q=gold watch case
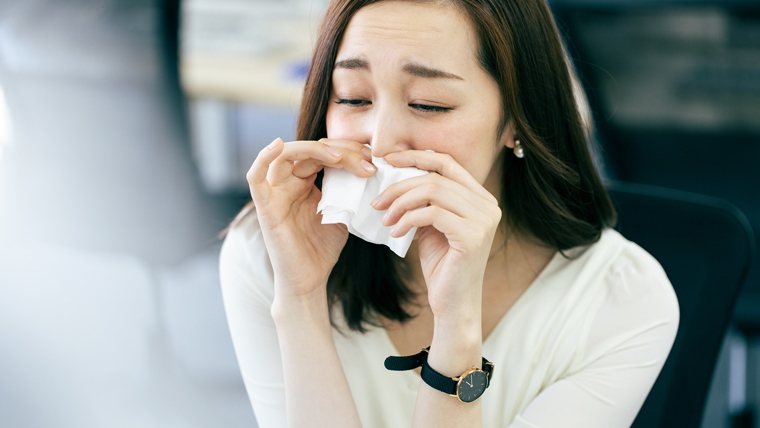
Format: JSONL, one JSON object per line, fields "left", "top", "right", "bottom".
{"left": 419, "top": 347, "right": 494, "bottom": 403}
{"left": 452, "top": 366, "right": 490, "bottom": 403}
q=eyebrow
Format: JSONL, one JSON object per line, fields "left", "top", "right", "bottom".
{"left": 334, "top": 57, "right": 464, "bottom": 81}
{"left": 402, "top": 63, "right": 464, "bottom": 80}
{"left": 335, "top": 58, "right": 370, "bottom": 71}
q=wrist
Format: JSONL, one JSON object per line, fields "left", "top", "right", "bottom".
{"left": 431, "top": 317, "right": 482, "bottom": 355}
{"left": 428, "top": 315, "right": 483, "bottom": 378}
{"left": 428, "top": 276, "right": 484, "bottom": 320}
{"left": 271, "top": 285, "right": 330, "bottom": 327}
{"left": 433, "top": 302, "right": 481, "bottom": 333}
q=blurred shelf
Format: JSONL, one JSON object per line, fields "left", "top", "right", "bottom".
{"left": 181, "top": 52, "right": 307, "bottom": 107}
{"left": 179, "top": 0, "right": 328, "bottom": 193}
{"left": 180, "top": 0, "right": 325, "bottom": 105}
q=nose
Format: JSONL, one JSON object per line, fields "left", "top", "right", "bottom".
{"left": 368, "top": 102, "right": 409, "bottom": 159}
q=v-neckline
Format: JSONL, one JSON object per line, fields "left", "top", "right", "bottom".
{"left": 379, "top": 249, "right": 564, "bottom": 377}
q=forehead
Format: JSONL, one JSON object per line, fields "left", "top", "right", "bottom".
{"left": 337, "top": 1, "right": 479, "bottom": 72}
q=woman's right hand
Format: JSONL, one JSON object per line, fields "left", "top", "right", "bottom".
{"left": 246, "top": 138, "right": 376, "bottom": 298}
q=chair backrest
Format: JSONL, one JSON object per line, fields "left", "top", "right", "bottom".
{"left": 607, "top": 181, "right": 755, "bottom": 428}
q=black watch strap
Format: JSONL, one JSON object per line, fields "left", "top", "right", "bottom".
{"left": 384, "top": 347, "right": 494, "bottom": 396}
{"left": 384, "top": 347, "right": 428, "bottom": 371}
{"left": 420, "top": 358, "right": 458, "bottom": 395}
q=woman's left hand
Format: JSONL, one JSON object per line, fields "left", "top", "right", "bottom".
{"left": 371, "top": 150, "right": 503, "bottom": 319}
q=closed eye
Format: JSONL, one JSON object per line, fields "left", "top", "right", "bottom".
{"left": 410, "top": 103, "right": 452, "bottom": 113}
{"left": 335, "top": 99, "right": 371, "bottom": 107}
{"left": 334, "top": 99, "right": 452, "bottom": 113}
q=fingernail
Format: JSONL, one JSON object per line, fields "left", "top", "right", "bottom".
{"left": 371, "top": 195, "right": 381, "bottom": 208}
{"left": 326, "top": 147, "right": 342, "bottom": 157}
{"left": 390, "top": 224, "right": 399, "bottom": 236}
{"left": 267, "top": 138, "right": 281, "bottom": 150}
{"left": 362, "top": 147, "right": 372, "bottom": 159}
{"left": 361, "top": 160, "right": 376, "bottom": 172}
{"left": 382, "top": 210, "right": 391, "bottom": 224}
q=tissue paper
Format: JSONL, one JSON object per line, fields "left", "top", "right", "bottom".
{"left": 317, "top": 154, "right": 429, "bottom": 257}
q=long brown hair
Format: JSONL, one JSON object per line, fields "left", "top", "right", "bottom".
{"left": 225, "top": 0, "right": 616, "bottom": 333}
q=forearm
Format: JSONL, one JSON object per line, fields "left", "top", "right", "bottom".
{"left": 412, "top": 310, "right": 484, "bottom": 428}
{"left": 272, "top": 288, "right": 363, "bottom": 428}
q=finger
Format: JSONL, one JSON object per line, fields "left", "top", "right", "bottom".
{"left": 291, "top": 149, "right": 376, "bottom": 178}
{"left": 315, "top": 139, "right": 375, "bottom": 175}
{"left": 246, "top": 137, "right": 285, "bottom": 204}
{"left": 384, "top": 151, "right": 497, "bottom": 205}
{"left": 390, "top": 205, "right": 473, "bottom": 245}
{"left": 318, "top": 138, "right": 373, "bottom": 160}
{"left": 270, "top": 140, "right": 375, "bottom": 184}
{"left": 373, "top": 173, "right": 493, "bottom": 217}
{"left": 391, "top": 206, "right": 491, "bottom": 255}
{"left": 268, "top": 140, "right": 341, "bottom": 184}
{"left": 380, "top": 181, "right": 484, "bottom": 227}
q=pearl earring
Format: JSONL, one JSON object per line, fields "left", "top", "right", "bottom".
{"left": 514, "top": 140, "right": 525, "bottom": 159}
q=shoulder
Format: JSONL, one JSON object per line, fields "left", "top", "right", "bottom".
{"left": 597, "top": 229, "right": 679, "bottom": 321}
{"left": 220, "top": 209, "right": 266, "bottom": 268}
{"left": 504, "top": 231, "right": 681, "bottom": 428}
{"left": 550, "top": 228, "right": 678, "bottom": 311}
{"left": 575, "top": 228, "right": 680, "bottom": 364}
{"left": 219, "top": 209, "right": 275, "bottom": 305}
{"left": 564, "top": 229, "right": 678, "bottom": 305}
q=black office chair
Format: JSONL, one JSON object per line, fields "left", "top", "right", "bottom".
{"left": 606, "top": 181, "right": 755, "bottom": 428}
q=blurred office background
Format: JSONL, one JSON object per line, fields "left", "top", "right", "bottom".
{"left": 0, "top": 0, "right": 757, "bottom": 427}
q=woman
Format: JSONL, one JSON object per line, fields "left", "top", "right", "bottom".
{"left": 220, "top": 0, "right": 680, "bottom": 427}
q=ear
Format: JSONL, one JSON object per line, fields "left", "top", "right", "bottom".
{"left": 500, "top": 119, "right": 517, "bottom": 150}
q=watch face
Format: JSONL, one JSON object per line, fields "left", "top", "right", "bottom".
{"left": 457, "top": 370, "right": 488, "bottom": 403}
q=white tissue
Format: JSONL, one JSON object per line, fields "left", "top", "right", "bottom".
{"left": 317, "top": 154, "right": 429, "bottom": 257}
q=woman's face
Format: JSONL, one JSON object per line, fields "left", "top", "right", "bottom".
{"left": 325, "top": 0, "right": 512, "bottom": 187}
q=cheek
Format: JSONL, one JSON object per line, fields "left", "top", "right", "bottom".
{"left": 413, "top": 124, "right": 465, "bottom": 156}
{"left": 325, "top": 107, "right": 339, "bottom": 138}
{"left": 325, "top": 107, "right": 361, "bottom": 140}
{"left": 411, "top": 118, "right": 500, "bottom": 182}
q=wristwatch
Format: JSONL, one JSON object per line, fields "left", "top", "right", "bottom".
{"left": 384, "top": 346, "right": 495, "bottom": 403}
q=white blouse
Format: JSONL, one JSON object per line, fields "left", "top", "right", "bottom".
{"left": 219, "top": 212, "right": 679, "bottom": 428}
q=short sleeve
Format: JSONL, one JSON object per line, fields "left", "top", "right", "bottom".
{"left": 219, "top": 213, "right": 286, "bottom": 427}
{"left": 508, "top": 242, "right": 680, "bottom": 428}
